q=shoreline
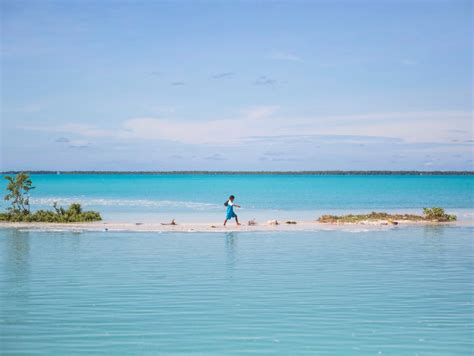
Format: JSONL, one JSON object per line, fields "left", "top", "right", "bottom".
{"left": 1, "top": 220, "right": 471, "bottom": 233}
{"left": 2, "top": 170, "right": 473, "bottom": 176}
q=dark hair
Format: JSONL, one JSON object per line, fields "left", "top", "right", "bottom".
{"left": 224, "top": 195, "right": 235, "bottom": 206}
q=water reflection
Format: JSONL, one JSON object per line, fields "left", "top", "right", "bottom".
{"left": 1, "top": 229, "right": 32, "bottom": 333}
{"left": 3, "top": 229, "right": 31, "bottom": 279}
{"left": 0, "top": 228, "right": 472, "bottom": 354}
{"left": 422, "top": 224, "right": 447, "bottom": 239}
{"left": 420, "top": 225, "right": 450, "bottom": 259}
{"left": 225, "top": 232, "right": 237, "bottom": 274}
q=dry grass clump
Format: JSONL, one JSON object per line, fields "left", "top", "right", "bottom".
{"left": 318, "top": 208, "right": 456, "bottom": 224}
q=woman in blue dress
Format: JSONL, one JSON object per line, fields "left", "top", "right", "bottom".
{"left": 224, "top": 195, "right": 241, "bottom": 226}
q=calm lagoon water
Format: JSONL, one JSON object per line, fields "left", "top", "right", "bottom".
{"left": 1, "top": 174, "right": 473, "bottom": 353}
{"left": 1, "top": 226, "right": 473, "bottom": 354}
{"left": 0, "top": 174, "right": 472, "bottom": 222}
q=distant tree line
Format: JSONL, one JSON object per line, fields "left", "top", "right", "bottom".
{"left": 1, "top": 170, "right": 473, "bottom": 175}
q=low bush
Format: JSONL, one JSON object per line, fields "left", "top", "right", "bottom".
{"left": 0, "top": 203, "right": 102, "bottom": 223}
{"left": 318, "top": 207, "right": 456, "bottom": 223}
{"left": 422, "top": 207, "right": 457, "bottom": 222}
{"left": 1, "top": 173, "right": 101, "bottom": 223}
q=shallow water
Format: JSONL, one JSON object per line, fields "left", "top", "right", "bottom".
{"left": 0, "top": 174, "right": 472, "bottom": 222}
{"left": 1, "top": 226, "right": 472, "bottom": 354}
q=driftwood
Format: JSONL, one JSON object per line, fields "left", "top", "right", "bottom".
{"left": 248, "top": 219, "right": 257, "bottom": 226}
{"left": 161, "top": 219, "right": 177, "bottom": 226}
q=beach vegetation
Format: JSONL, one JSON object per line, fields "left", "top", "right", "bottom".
{"left": 1, "top": 173, "right": 101, "bottom": 223}
{"left": 318, "top": 208, "right": 456, "bottom": 224}
{"left": 4, "top": 172, "right": 34, "bottom": 213}
{"left": 0, "top": 203, "right": 102, "bottom": 223}
{"left": 422, "top": 207, "right": 457, "bottom": 221}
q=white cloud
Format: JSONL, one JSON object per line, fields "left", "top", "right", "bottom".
{"left": 25, "top": 123, "right": 110, "bottom": 138}
{"left": 243, "top": 106, "right": 279, "bottom": 120}
{"left": 20, "top": 109, "right": 473, "bottom": 146}
{"left": 269, "top": 51, "right": 302, "bottom": 62}
{"left": 400, "top": 59, "right": 417, "bottom": 66}
{"left": 61, "top": 123, "right": 110, "bottom": 137}
{"left": 68, "top": 139, "right": 89, "bottom": 148}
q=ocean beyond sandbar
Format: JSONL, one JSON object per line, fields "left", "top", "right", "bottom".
{"left": 2, "top": 170, "right": 474, "bottom": 175}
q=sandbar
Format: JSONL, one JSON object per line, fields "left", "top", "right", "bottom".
{"left": 0, "top": 219, "right": 470, "bottom": 233}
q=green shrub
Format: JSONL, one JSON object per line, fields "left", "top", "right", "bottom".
{"left": 0, "top": 203, "right": 102, "bottom": 223}
{"left": 4, "top": 172, "right": 34, "bottom": 213}
{"left": 68, "top": 203, "right": 82, "bottom": 215}
{"left": 423, "top": 207, "right": 457, "bottom": 222}
{"left": 1, "top": 173, "right": 101, "bottom": 223}
{"left": 318, "top": 208, "right": 457, "bottom": 223}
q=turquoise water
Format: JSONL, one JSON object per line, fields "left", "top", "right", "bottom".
{"left": 0, "top": 174, "right": 472, "bottom": 222}
{"left": 1, "top": 226, "right": 473, "bottom": 354}
{"left": 1, "top": 174, "right": 473, "bottom": 353}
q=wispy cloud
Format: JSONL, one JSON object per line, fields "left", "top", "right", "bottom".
{"left": 263, "top": 151, "right": 286, "bottom": 157}
{"left": 400, "top": 59, "right": 417, "bottom": 66}
{"left": 54, "top": 136, "right": 89, "bottom": 148}
{"left": 60, "top": 124, "right": 110, "bottom": 138}
{"left": 254, "top": 76, "right": 277, "bottom": 86}
{"left": 247, "top": 134, "right": 403, "bottom": 145}
{"left": 25, "top": 123, "right": 110, "bottom": 138}
{"left": 55, "top": 137, "right": 70, "bottom": 143}
{"left": 21, "top": 110, "right": 473, "bottom": 147}
{"left": 204, "top": 153, "right": 227, "bottom": 161}
{"left": 68, "top": 140, "right": 90, "bottom": 149}
{"left": 268, "top": 51, "right": 302, "bottom": 62}
{"left": 171, "top": 81, "right": 185, "bottom": 86}
{"left": 212, "top": 72, "right": 234, "bottom": 79}
{"left": 244, "top": 105, "right": 279, "bottom": 119}
{"left": 270, "top": 157, "right": 300, "bottom": 162}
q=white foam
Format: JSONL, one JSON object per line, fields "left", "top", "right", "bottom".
{"left": 29, "top": 197, "right": 221, "bottom": 210}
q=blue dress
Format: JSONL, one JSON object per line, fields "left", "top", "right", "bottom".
{"left": 226, "top": 202, "right": 237, "bottom": 220}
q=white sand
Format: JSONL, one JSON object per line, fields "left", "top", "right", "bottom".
{"left": 0, "top": 219, "right": 467, "bottom": 233}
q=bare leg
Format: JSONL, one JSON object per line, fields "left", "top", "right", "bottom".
{"left": 236, "top": 216, "right": 241, "bottom": 225}
{"left": 224, "top": 219, "right": 227, "bottom": 226}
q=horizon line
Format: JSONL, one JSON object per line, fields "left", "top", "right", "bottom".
{"left": 1, "top": 170, "right": 473, "bottom": 175}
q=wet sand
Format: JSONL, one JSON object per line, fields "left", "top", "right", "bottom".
{"left": 0, "top": 219, "right": 468, "bottom": 233}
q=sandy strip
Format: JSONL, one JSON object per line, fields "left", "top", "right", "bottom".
{"left": 0, "top": 220, "right": 470, "bottom": 233}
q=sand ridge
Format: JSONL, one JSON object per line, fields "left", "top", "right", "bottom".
{"left": 0, "top": 219, "right": 468, "bottom": 233}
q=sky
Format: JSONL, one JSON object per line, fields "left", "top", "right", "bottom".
{"left": 1, "top": 0, "right": 472, "bottom": 171}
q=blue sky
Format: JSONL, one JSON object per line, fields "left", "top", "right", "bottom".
{"left": 1, "top": 0, "right": 472, "bottom": 171}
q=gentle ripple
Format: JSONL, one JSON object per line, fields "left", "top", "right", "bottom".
{"left": 1, "top": 226, "right": 473, "bottom": 354}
